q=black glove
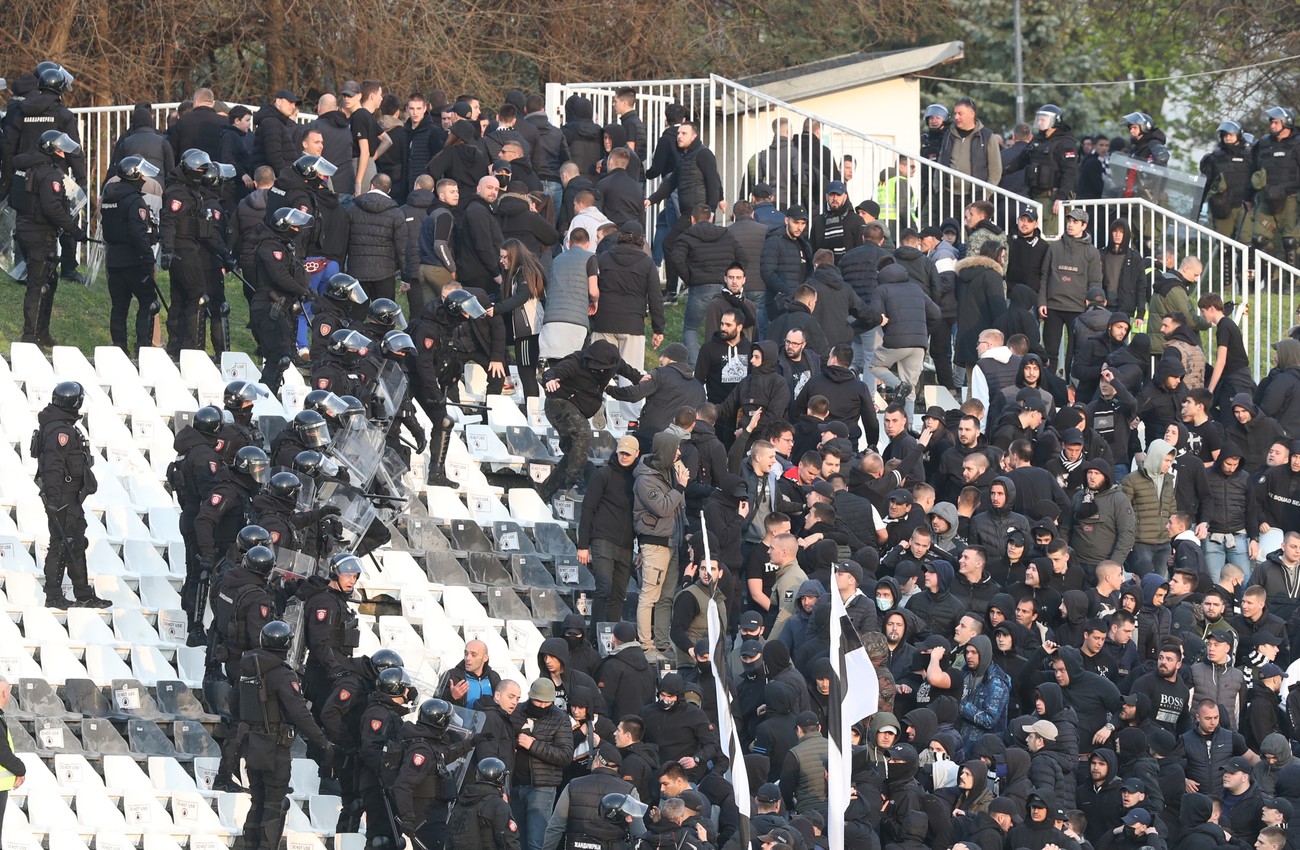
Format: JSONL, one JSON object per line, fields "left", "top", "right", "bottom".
{"left": 77, "top": 229, "right": 90, "bottom": 244}
{"left": 198, "top": 556, "right": 215, "bottom": 578}
{"left": 320, "top": 741, "right": 336, "bottom": 764}
{"left": 224, "top": 254, "right": 238, "bottom": 270}
{"left": 160, "top": 253, "right": 173, "bottom": 270}
{"left": 413, "top": 435, "right": 428, "bottom": 454}
{"left": 319, "top": 504, "right": 342, "bottom": 518}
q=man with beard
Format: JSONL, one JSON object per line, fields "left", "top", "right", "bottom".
{"left": 696, "top": 310, "right": 753, "bottom": 405}
{"left": 1132, "top": 644, "right": 1194, "bottom": 739}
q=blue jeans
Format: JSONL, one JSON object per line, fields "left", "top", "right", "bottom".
{"left": 542, "top": 181, "right": 562, "bottom": 218}
{"left": 746, "top": 292, "right": 768, "bottom": 340}
{"left": 1126, "top": 541, "right": 1172, "bottom": 578}
{"left": 852, "top": 328, "right": 879, "bottom": 374}
{"left": 1204, "top": 533, "right": 1251, "bottom": 583}
{"left": 653, "top": 192, "right": 680, "bottom": 266}
{"left": 683, "top": 284, "right": 723, "bottom": 364}
{"left": 511, "top": 784, "right": 556, "bottom": 850}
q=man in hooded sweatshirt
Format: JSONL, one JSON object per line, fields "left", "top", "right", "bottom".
{"left": 958, "top": 635, "right": 1011, "bottom": 750}
{"left": 1038, "top": 207, "right": 1103, "bottom": 379}
{"left": 1064, "top": 459, "right": 1137, "bottom": 574}
{"left": 1258, "top": 339, "right": 1300, "bottom": 438}
{"left": 536, "top": 636, "right": 605, "bottom": 715}
{"left": 633, "top": 431, "right": 688, "bottom": 657}
{"left": 596, "top": 622, "right": 657, "bottom": 722}
{"left": 1102, "top": 220, "right": 1149, "bottom": 318}
{"left": 1121, "top": 439, "right": 1178, "bottom": 577}
{"left": 968, "top": 477, "right": 1034, "bottom": 581}
{"left": 792, "top": 344, "right": 878, "bottom": 447}
{"left": 607, "top": 344, "right": 706, "bottom": 443}
{"left": 639, "top": 673, "right": 720, "bottom": 781}
{"left": 1078, "top": 747, "right": 1125, "bottom": 842}
{"left": 717, "top": 341, "right": 791, "bottom": 450}
{"left": 906, "top": 560, "right": 966, "bottom": 641}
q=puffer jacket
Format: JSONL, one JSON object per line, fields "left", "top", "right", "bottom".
{"left": 670, "top": 221, "right": 748, "bottom": 287}
{"left": 958, "top": 635, "right": 1012, "bottom": 749}
{"left": 1038, "top": 234, "right": 1102, "bottom": 313}
{"left": 761, "top": 227, "right": 812, "bottom": 314}
{"left": 954, "top": 255, "right": 1007, "bottom": 366}
{"left": 893, "top": 245, "right": 944, "bottom": 305}
{"left": 1065, "top": 459, "right": 1136, "bottom": 565}
{"left": 345, "top": 191, "right": 417, "bottom": 283}
{"left": 593, "top": 240, "right": 665, "bottom": 336}
{"left": 904, "top": 559, "right": 965, "bottom": 640}
{"left": 1027, "top": 740, "right": 1076, "bottom": 810}
{"left": 607, "top": 359, "right": 706, "bottom": 433}
{"left": 1256, "top": 338, "right": 1300, "bottom": 437}
{"left": 873, "top": 264, "right": 940, "bottom": 350}
{"left": 1205, "top": 441, "right": 1250, "bottom": 534}
{"left": 251, "top": 104, "right": 295, "bottom": 174}
{"left": 808, "top": 263, "right": 869, "bottom": 348}
{"left": 1034, "top": 683, "right": 1080, "bottom": 764}
{"left": 1148, "top": 272, "right": 1207, "bottom": 356}
{"left": 633, "top": 432, "right": 685, "bottom": 542}
{"left": 929, "top": 239, "right": 961, "bottom": 318}
{"left": 1120, "top": 439, "right": 1178, "bottom": 544}
{"left": 511, "top": 696, "right": 574, "bottom": 788}
{"left": 839, "top": 240, "right": 888, "bottom": 305}
{"left": 964, "top": 220, "right": 1007, "bottom": 260}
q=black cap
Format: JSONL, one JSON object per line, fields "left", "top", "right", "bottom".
{"left": 989, "top": 797, "right": 1019, "bottom": 817}
{"left": 1120, "top": 777, "right": 1145, "bottom": 793}
{"left": 1018, "top": 206, "right": 1039, "bottom": 221}
{"left": 739, "top": 639, "right": 764, "bottom": 659}
{"left": 1222, "top": 756, "right": 1252, "bottom": 774}
{"left": 620, "top": 220, "right": 644, "bottom": 238}
{"left": 786, "top": 205, "right": 809, "bottom": 222}
{"left": 810, "top": 480, "right": 835, "bottom": 499}
{"left": 596, "top": 742, "right": 622, "bottom": 767}
{"left": 837, "top": 560, "right": 864, "bottom": 584}
{"left": 1019, "top": 396, "right": 1047, "bottom": 414}
{"left": 756, "top": 782, "right": 782, "bottom": 803}
{"left": 273, "top": 89, "right": 300, "bottom": 104}
{"left": 752, "top": 183, "right": 774, "bottom": 199}
{"left": 1149, "top": 729, "right": 1177, "bottom": 756}
{"left": 819, "top": 420, "right": 849, "bottom": 438}
{"left": 889, "top": 488, "right": 913, "bottom": 505}
{"left": 739, "top": 612, "right": 764, "bottom": 631}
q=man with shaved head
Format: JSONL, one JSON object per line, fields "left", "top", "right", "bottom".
{"left": 435, "top": 638, "right": 501, "bottom": 707}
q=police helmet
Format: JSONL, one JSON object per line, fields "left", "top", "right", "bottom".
{"left": 381, "top": 330, "right": 415, "bottom": 357}
{"left": 292, "top": 449, "right": 340, "bottom": 479}
{"left": 1244, "top": 132, "right": 1257, "bottom": 146}
{"left": 328, "top": 553, "right": 364, "bottom": 579}
{"left": 291, "top": 410, "right": 331, "bottom": 448}
{"left": 1122, "top": 111, "right": 1154, "bottom": 134}
{"left": 599, "top": 793, "right": 648, "bottom": 824}
{"left": 232, "top": 445, "right": 270, "bottom": 484}
{"left": 1035, "top": 105, "right": 1064, "bottom": 129}
{"left": 270, "top": 207, "right": 314, "bottom": 233}
{"left": 38, "top": 130, "right": 81, "bottom": 158}
{"left": 923, "top": 104, "right": 949, "bottom": 122}
{"left": 367, "top": 298, "right": 406, "bottom": 330}
{"left": 236, "top": 524, "right": 273, "bottom": 554}
{"left": 193, "top": 405, "right": 224, "bottom": 436}
{"left": 327, "top": 329, "right": 372, "bottom": 358}
{"left": 244, "top": 545, "right": 277, "bottom": 576}
{"left": 371, "top": 648, "right": 404, "bottom": 673}
{"left": 417, "top": 698, "right": 454, "bottom": 732}
{"left": 180, "top": 149, "right": 212, "bottom": 179}
{"left": 292, "top": 155, "right": 338, "bottom": 182}
{"left": 338, "top": 396, "right": 366, "bottom": 419}
{"left": 376, "top": 666, "right": 412, "bottom": 697}
{"left": 324, "top": 273, "right": 368, "bottom": 305}
{"left": 267, "top": 471, "right": 302, "bottom": 501}
{"left": 37, "top": 63, "right": 73, "bottom": 94}
{"left": 259, "top": 619, "right": 293, "bottom": 650}
{"left": 199, "top": 161, "right": 225, "bottom": 187}
{"left": 1217, "top": 121, "right": 1243, "bottom": 141}
{"left": 1265, "top": 106, "right": 1295, "bottom": 128}
{"left": 51, "top": 381, "right": 85, "bottom": 412}
{"left": 477, "top": 758, "right": 508, "bottom": 789}
{"left": 443, "top": 288, "right": 487, "bottom": 319}
{"left": 118, "top": 155, "right": 161, "bottom": 183}
{"left": 303, "top": 390, "right": 349, "bottom": 421}
{"left": 224, "top": 379, "right": 269, "bottom": 411}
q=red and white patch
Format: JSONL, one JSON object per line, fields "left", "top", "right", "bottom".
{"left": 371, "top": 719, "right": 384, "bottom": 732}
{"left": 291, "top": 681, "right": 301, "bottom": 692}
{"left": 57, "top": 433, "right": 69, "bottom": 447}
{"left": 298, "top": 205, "right": 310, "bottom": 214}
{"left": 339, "top": 689, "right": 351, "bottom": 701}
{"left": 210, "top": 494, "right": 223, "bottom": 506}
{"left": 215, "top": 439, "right": 226, "bottom": 451}
{"left": 412, "top": 753, "right": 425, "bottom": 767}
{"left": 209, "top": 461, "right": 218, "bottom": 474}
{"left": 270, "top": 531, "right": 281, "bottom": 543}
{"left": 170, "top": 199, "right": 183, "bottom": 212}
{"left": 212, "top": 211, "right": 222, "bottom": 220}
{"left": 317, "top": 378, "right": 329, "bottom": 389}
{"left": 52, "top": 181, "right": 63, "bottom": 193}
{"left": 508, "top": 820, "right": 518, "bottom": 833}
{"left": 260, "top": 605, "right": 269, "bottom": 617}
{"left": 316, "top": 609, "right": 328, "bottom": 621}
{"left": 304, "top": 260, "right": 326, "bottom": 275}
{"left": 272, "top": 251, "right": 283, "bottom": 261}
{"left": 423, "top": 337, "right": 434, "bottom": 350}
{"left": 138, "top": 208, "right": 149, "bottom": 220}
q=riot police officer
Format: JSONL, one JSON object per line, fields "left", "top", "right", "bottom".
{"left": 34, "top": 381, "right": 110, "bottom": 609}
{"left": 169, "top": 404, "right": 226, "bottom": 643}
{"left": 196, "top": 159, "right": 238, "bottom": 354}
{"left": 218, "top": 380, "right": 268, "bottom": 461}
{"left": 544, "top": 744, "right": 640, "bottom": 850}
{"left": 161, "top": 149, "right": 218, "bottom": 354}
{"left": 321, "top": 648, "right": 404, "bottom": 834}
{"left": 100, "top": 155, "right": 161, "bottom": 355}
{"left": 249, "top": 207, "right": 314, "bottom": 392}
{"left": 311, "top": 329, "right": 375, "bottom": 399}
{"left": 377, "top": 330, "right": 428, "bottom": 466}
{"left": 408, "top": 287, "right": 505, "bottom": 487}
{"left": 358, "top": 666, "right": 417, "bottom": 847}
{"left": 596, "top": 794, "right": 648, "bottom": 850}
{"left": 1121, "top": 111, "right": 1170, "bottom": 202}
{"left": 391, "top": 698, "right": 481, "bottom": 850}
{"left": 270, "top": 409, "right": 333, "bottom": 468}
{"left": 212, "top": 543, "right": 277, "bottom": 791}
{"left": 1200, "top": 121, "right": 1254, "bottom": 240}
{"left": 239, "top": 620, "right": 333, "bottom": 850}
{"left": 8, "top": 130, "right": 87, "bottom": 345}
{"left": 447, "top": 758, "right": 521, "bottom": 850}
{"left": 1251, "top": 106, "right": 1300, "bottom": 264}
{"left": 361, "top": 297, "right": 407, "bottom": 340}
{"left": 1005, "top": 104, "right": 1079, "bottom": 236}
{"left": 303, "top": 553, "right": 362, "bottom": 702}
{"left": 194, "top": 445, "right": 269, "bottom": 575}
{"left": 251, "top": 470, "right": 341, "bottom": 556}
{"left": 309, "top": 272, "right": 368, "bottom": 365}
{"left": 266, "top": 154, "right": 342, "bottom": 262}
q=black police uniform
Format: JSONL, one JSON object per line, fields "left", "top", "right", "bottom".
{"left": 99, "top": 177, "right": 158, "bottom": 355}
{"left": 1006, "top": 124, "right": 1080, "bottom": 234}
{"left": 8, "top": 151, "right": 85, "bottom": 342}
{"left": 197, "top": 184, "right": 235, "bottom": 354}
{"left": 303, "top": 582, "right": 360, "bottom": 705}
{"left": 390, "top": 720, "right": 479, "bottom": 850}
{"left": 249, "top": 223, "right": 311, "bottom": 392}
{"left": 309, "top": 296, "right": 359, "bottom": 365}
{"left": 358, "top": 693, "right": 409, "bottom": 847}
{"left": 160, "top": 169, "right": 215, "bottom": 353}
{"left": 169, "top": 424, "right": 225, "bottom": 626}
{"left": 33, "top": 400, "right": 99, "bottom": 605}
{"left": 251, "top": 489, "right": 338, "bottom": 557}
{"left": 321, "top": 657, "right": 380, "bottom": 833}
{"left": 1251, "top": 130, "right": 1300, "bottom": 259}
{"left": 238, "top": 645, "right": 331, "bottom": 850}
{"left": 375, "top": 349, "right": 427, "bottom": 466}
{"left": 211, "top": 564, "right": 274, "bottom": 783}
{"left": 310, "top": 349, "right": 371, "bottom": 399}
{"left": 447, "top": 780, "right": 521, "bottom": 850}
{"left": 219, "top": 416, "right": 265, "bottom": 463}
{"left": 193, "top": 469, "right": 259, "bottom": 569}
{"left": 1200, "top": 140, "right": 1254, "bottom": 240}
{"left": 265, "top": 165, "right": 343, "bottom": 261}
{"left": 558, "top": 767, "right": 637, "bottom": 850}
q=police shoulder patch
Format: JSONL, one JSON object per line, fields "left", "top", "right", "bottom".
{"left": 215, "top": 439, "right": 225, "bottom": 451}
{"left": 52, "top": 181, "right": 62, "bottom": 193}
{"left": 423, "top": 337, "right": 435, "bottom": 349}
{"left": 412, "top": 752, "right": 426, "bottom": 766}
{"left": 57, "top": 433, "right": 69, "bottom": 447}
{"left": 272, "top": 250, "right": 283, "bottom": 261}
{"left": 508, "top": 820, "right": 518, "bottom": 832}
{"left": 317, "top": 378, "right": 329, "bottom": 389}
{"left": 291, "top": 681, "right": 301, "bottom": 692}
{"left": 372, "top": 719, "right": 384, "bottom": 732}
{"left": 170, "top": 199, "right": 183, "bottom": 212}
{"left": 210, "top": 493, "right": 223, "bottom": 506}
{"left": 316, "top": 609, "right": 328, "bottom": 621}
{"left": 339, "top": 689, "right": 351, "bottom": 701}
{"left": 270, "top": 531, "right": 281, "bottom": 543}
{"left": 209, "top": 461, "right": 218, "bottom": 474}
{"left": 319, "top": 323, "right": 332, "bottom": 336}
{"left": 260, "top": 605, "right": 269, "bottom": 617}
{"left": 213, "top": 210, "right": 221, "bottom": 220}
{"left": 139, "top": 208, "right": 148, "bottom": 220}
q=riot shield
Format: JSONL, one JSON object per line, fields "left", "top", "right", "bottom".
{"left": 372, "top": 446, "right": 412, "bottom": 500}
{"left": 313, "top": 479, "right": 379, "bottom": 537}
{"left": 1102, "top": 153, "right": 1207, "bottom": 219}
{"left": 267, "top": 467, "right": 319, "bottom": 513}
{"left": 0, "top": 199, "right": 14, "bottom": 274}
{"left": 273, "top": 548, "right": 324, "bottom": 672}
{"left": 401, "top": 683, "right": 487, "bottom": 800}
{"left": 373, "top": 360, "right": 409, "bottom": 421}
{"left": 281, "top": 599, "right": 307, "bottom": 673}
{"left": 330, "top": 422, "right": 386, "bottom": 489}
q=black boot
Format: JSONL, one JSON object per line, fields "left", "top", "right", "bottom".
{"left": 425, "top": 427, "right": 458, "bottom": 488}
{"left": 35, "top": 285, "right": 58, "bottom": 347}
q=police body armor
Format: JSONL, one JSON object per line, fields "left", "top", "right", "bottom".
{"left": 214, "top": 583, "right": 265, "bottom": 664}
{"left": 240, "top": 652, "right": 286, "bottom": 732}
{"left": 565, "top": 773, "right": 637, "bottom": 847}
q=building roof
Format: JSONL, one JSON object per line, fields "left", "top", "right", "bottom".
{"left": 737, "top": 42, "right": 965, "bottom": 102}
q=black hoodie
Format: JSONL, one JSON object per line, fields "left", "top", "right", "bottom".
{"left": 792, "top": 360, "right": 878, "bottom": 445}
{"left": 717, "top": 340, "right": 791, "bottom": 438}
{"left": 537, "top": 636, "right": 605, "bottom": 714}
{"left": 562, "top": 96, "right": 604, "bottom": 174}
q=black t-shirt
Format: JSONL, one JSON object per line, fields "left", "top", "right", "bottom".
{"left": 744, "top": 543, "right": 777, "bottom": 602}
{"left": 1187, "top": 419, "right": 1225, "bottom": 463}
{"left": 351, "top": 108, "right": 381, "bottom": 158}
{"left": 1216, "top": 316, "right": 1249, "bottom": 374}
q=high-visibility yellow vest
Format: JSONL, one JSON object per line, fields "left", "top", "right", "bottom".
{"left": 0, "top": 725, "right": 18, "bottom": 791}
{"left": 877, "top": 175, "right": 918, "bottom": 222}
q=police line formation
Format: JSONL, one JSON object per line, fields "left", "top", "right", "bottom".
{"left": 6, "top": 59, "right": 1300, "bottom": 850}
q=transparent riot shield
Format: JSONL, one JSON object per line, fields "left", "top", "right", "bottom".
{"left": 329, "top": 423, "right": 387, "bottom": 490}
{"left": 402, "top": 679, "right": 487, "bottom": 799}
{"left": 372, "top": 447, "right": 412, "bottom": 501}
{"left": 313, "top": 479, "right": 379, "bottom": 536}
{"left": 0, "top": 200, "right": 14, "bottom": 274}
{"left": 1102, "top": 153, "right": 1207, "bottom": 219}
{"left": 273, "top": 551, "right": 326, "bottom": 673}
{"left": 373, "top": 360, "right": 409, "bottom": 421}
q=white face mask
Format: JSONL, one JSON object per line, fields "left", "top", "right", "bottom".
{"left": 876, "top": 597, "right": 892, "bottom": 611}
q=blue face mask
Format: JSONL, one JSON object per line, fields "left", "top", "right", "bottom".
{"left": 876, "top": 597, "right": 892, "bottom": 611}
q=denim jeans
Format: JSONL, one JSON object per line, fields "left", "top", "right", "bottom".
{"left": 1204, "top": 533, "right": 1251, "bottom": 583}
{"left": 746, "top": 292, "right": 768, "bottom": 340}
{"left": 653, "top": 192, "right": 680, "bottom": 266}
{"left": 511, "top": 784, "right": 557, "bottom": 850}
{"left": 541, "top": 180, "right": 563, "bottom": 217}
{"left": 1126, "top": 541, "right": 1172, "bottom": 578}
{"left": 852, "top": 328, "right": 880, "bottom": 374}
{"left": 683, "top": 284, "right": 723, "bottom": 364}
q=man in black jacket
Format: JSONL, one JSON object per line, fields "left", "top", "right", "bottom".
{"left": 456, "top": 175, "right": 505, "bottom": 296}
{"left": 672, "top": 205, "right": 750, "bottom": 362}
{"left": 169, "top": 88, "right": 227, "bottom": 161}
{"left": 597, "top": 621, "right": 659, "bottom": 722}
{"left": 345, "top": 173, "right": 417, "bottom": 301}
{"left": 512, "top": 679, "right": 576, "bottom": 850}
{"left": 608, "top": 343, "right": 706, "bottom": 438}
{"left": 793, "top": 345, "right": 878, "bottom": 446}
{"left": 596, "top": 148, "right": 644, "bottom": 228}
{"left": 579, "top": 438, "right": 640, "bottom": 622}
{"left": 251, "top": 90, "right": 299, "bottom": 175}
{"left": 639, "top": 673, "right": 721, "bottom": 781}
{"left": 525, "top": 93, "right": 570, "bottom": 210}
{"left": 404, "top": 94, "right": 446, "bottom": 199}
